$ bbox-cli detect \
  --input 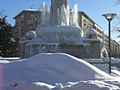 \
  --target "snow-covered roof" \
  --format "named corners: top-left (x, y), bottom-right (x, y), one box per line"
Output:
top-left (14, 8), bottom-right (40, 19)
top-left (24, 8), bottom-right (39, 12)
